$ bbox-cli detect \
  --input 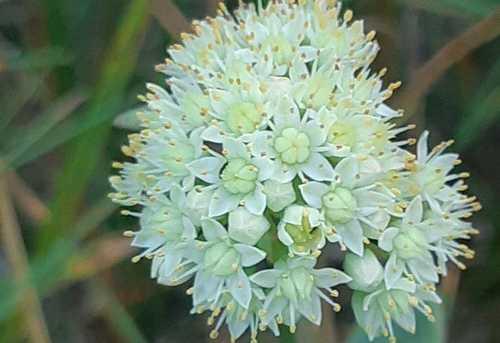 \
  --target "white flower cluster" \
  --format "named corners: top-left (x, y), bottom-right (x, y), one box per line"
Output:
top-left (109, 1), bottom-right (479, 341)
